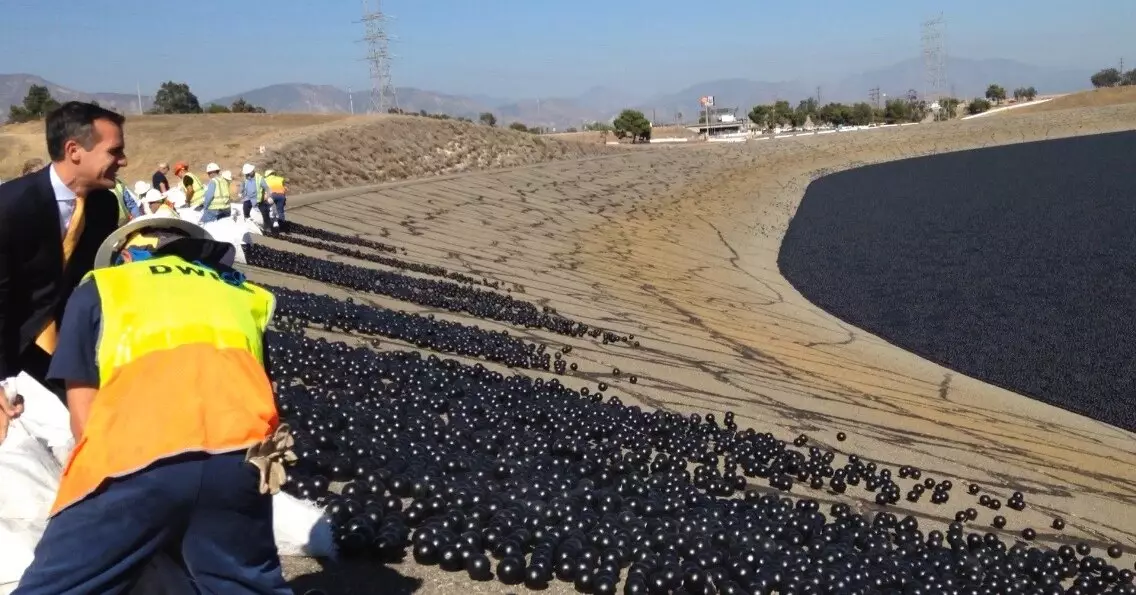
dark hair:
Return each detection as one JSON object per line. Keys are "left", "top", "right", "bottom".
{"left": 45, "top": 101, "right": 126, "bottom": 161}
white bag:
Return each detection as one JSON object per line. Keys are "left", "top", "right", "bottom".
{"left": 0, "top": 375, "right": 335, "bottom": 593}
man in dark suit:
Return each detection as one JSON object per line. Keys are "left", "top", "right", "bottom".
{"left": 0, "top": 101, "right": 127, "bottom": 444}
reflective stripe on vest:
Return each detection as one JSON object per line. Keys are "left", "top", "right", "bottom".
{"left": 265, "top": 174, "right": 286, "bottom": 195}
{"left": 207, "top": 177, "right": 232, "bottom": 210}
{"left": 186, "top": 173, "right": 206, "bottom": 207}
{"left": 50, "top": 254, "right": 278, "bottom": 517}
{"left": 254, "top": 173, "right": 267, "bottom": 203}
{"left": 111, "top": 180, "right": 130, "bottom": 226}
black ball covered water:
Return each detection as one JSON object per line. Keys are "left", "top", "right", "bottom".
{"left": 253, "top": 229, "right": 1128, "bottom": 594}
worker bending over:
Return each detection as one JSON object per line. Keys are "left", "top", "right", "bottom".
{"left": 173, "top": 161, "right": 206, "bottom": 208}
{"left": 12, "top": 215, "right": 294, "bottom": 595}
{"left": 264, "top": 169, "right": 288, "bottom": 231}
{"left": 197, "top": 162, "right": 233, "bottom": 223}
{"left": 139, "top": 188, "right": 178, "bottom": 216}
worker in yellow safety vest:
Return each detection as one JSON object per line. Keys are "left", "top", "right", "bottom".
{"left": 197, "top": 162, "right": 232, "bottom": 223}
{"left": 109, "top": 178, "right": 141, "bottom": 226}
{"left": 239, "top": 163, "right": 274, "bottom": 228}
{"left": 173, "top": 161, "right": 206, "bottom": 208}
{"left": 264, "top": 169, "right": 288, "bottom": 231}
{"left": 11, "top": 214, "right": 293, "bottom": 595}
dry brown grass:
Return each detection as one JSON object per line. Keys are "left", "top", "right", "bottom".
{"left": 1015, "top": 86, "right": 1136, "bottom": 113}
{"left": 261, "top": 114, "right": 626, "bottom": 193}
{"left": 550, "top": 125, "right": 699, "bottom": 144}
{"left": 0, "top": 113, "right": 352, "bottom": 181}
{"left": 0, "top": 112, "right": 629, "bottom": 192}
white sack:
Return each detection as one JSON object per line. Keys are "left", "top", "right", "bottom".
{"left": 0, "top": 375, "right": 335, "bottom": 593}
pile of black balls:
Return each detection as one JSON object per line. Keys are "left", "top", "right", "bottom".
{"left": 268, "top": 285, "right": 559, "bottom": 370}
{"left": 284, "top": 221, "right": 400, "bottom": 254}
{"left": 263, "top": 328, "right": 1135, "bottom": 595}
{"left": 278, "top": 227, "right": 500, "bottom": 289}
{"left": 247, "top": 244, "right": 632, "bottom": 341}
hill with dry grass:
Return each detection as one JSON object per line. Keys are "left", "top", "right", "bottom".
{"left": 259, "top": 115, "right": 625, "bottom": 193}
{"left": 1015, "top": 86, "right": 1136, "bottom": 114}
{"left": 0, "top": 113, "right": 626, "bottom": 188}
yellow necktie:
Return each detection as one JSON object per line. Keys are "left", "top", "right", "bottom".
{"left": 35, "top": 195, "right": 86, "bottom": 355}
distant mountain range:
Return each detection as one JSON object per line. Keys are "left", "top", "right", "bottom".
{"left": 1, "top": 57, "right": 1092, "bottom": 129}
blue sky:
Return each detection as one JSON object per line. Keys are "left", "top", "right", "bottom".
{"left": 2, "top": 0, "right": 1133, "bottom": 101}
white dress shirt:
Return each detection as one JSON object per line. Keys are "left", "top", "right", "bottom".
{"left": 48, "top": 164, "right": 77, "bottom": 236}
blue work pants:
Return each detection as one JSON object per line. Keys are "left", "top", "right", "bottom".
{"left": 13, "top": 452, "right": 291, "bottom": 595}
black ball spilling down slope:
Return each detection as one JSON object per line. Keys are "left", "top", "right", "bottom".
{"left": 269, "top": 285, "right": 558, "bottom": 371}
{"left": 247, "top": 243, "right": 632, "bottom": 345}
{"left": 279, "top": 226, "right": 500, "bottom": 289}
{"left": 252, "top": 232, "right": 1133, "bottom": 593}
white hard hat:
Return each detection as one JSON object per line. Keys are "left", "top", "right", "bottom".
{"left": 205, "top": 162, "right": 221, "bottom": 173}
{"left": 141, "top": 188, "right": 165, "bottom": 203}
{"left": 221, "top": 170, "right": 233, "bottom": 181}
{"left": 133, "top": 181, "right": 152, "bottom": 196}
{"left": 264, "top": 169, "right": 276, "bottom": 177}
{"left": 94, "top": 213, "right": 212, "bottom": 269}
{"left": 241, "top": 163, "right": 256, "bottom": 175}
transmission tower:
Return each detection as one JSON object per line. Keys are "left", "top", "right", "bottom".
{"left": 360, "top": 0, "right": 398, "bottom": 114}
{"left": 922, "top": 13, "right": 947, "bottom": 106}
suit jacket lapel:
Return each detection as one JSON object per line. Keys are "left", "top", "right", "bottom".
{"left": 35, "top": 167, "right": 65, "bottom": 267}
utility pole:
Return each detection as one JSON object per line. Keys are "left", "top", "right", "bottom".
{"left": 816, "top": 86, "right": 821, "bottom": 105}
{"left": 359, "top": 0, "right": 398, "bottom": 114}
{"left": 136, "top": 82, "right": 143, "bottom": 115}
{"left": 348, "top": 86, "right": 354, "bottom": 114}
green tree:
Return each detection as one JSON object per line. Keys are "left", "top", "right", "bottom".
{"left": 150, "top": 81, "right": 202, "bottom": 114}
{"left": 478, "top": 112, "right": 497, "bottom": 127}
{"left": 1091, "top": 68, "right": 1122, "bottom": 88}
{"left": 230, "top": 97, "right": 266, "bottom": 113}
{"left": 748, "top": 104, "right": 772, "bottom": 129}
{"left": 508, "top": 122, "right": 528, "bottom": 132}
{"left": 612, "top": 109, "right": 651, "bottom": 143}
{"left": 583, "top": 121, "right": 612, "bottom": 132}
{"left": 1122, "top": 71, "right": 1136, "bottom": 86}
{"left": 985, "top": 84, "right": 1007, "bottom": 104}
{"left": 7, "top": 84, "right": 61, "bottom": 124}
{"left": 565, "top": 126, "right": 578, "bottom": 133}
{"left": 771, "top": 100, "right": 794, "bottom": 127}
{"left": 967, "top": 98, "right": 992, "bottom": 115}
{"left": 937, "top": 97, "right": 961, "bottom": 120}
{"left": 850, "top": 102, "right": 875, "bottom": 126}
{"left": 206, "top": 103, "right": 231, "bottom": 113}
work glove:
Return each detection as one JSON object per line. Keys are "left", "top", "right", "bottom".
{"left": 0, "top": 376, "right": 25, "bottom": 446}
{"left": 244, "top": 423, "right": 297, "bottom": 495}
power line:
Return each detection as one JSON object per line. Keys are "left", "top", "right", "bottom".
{"left": 359, "top": 0, "right": 398, "bottom": 114}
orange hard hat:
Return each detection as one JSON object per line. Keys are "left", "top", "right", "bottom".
{"left": 173, "top": 161, "right": 188, "bottom": 173}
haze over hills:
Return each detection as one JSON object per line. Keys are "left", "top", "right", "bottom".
{"left": 0, "top": 74, "right": 152, "bottom": 115}
{"left": 1, "top": 57, "right": 1093, "bottom": 129}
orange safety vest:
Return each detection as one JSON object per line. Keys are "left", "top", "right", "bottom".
{"left": 51, "top": 254, "right": 278, "bottom": 517}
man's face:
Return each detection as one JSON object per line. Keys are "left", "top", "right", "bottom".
{"left": 160, "top": 165, "right": 169, "bottom": 174}
{"left": 68, "top": 118, "right": 127, "bottom": 191}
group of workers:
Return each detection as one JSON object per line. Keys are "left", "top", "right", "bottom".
{"left": 171, "top": 161, "right": 289, "bottom": 229}
{"left": 91, "top": 160, "right": 290, "bottom": 230}
{"left": 0, "top": 101, "right": 296, "bottom": 593}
